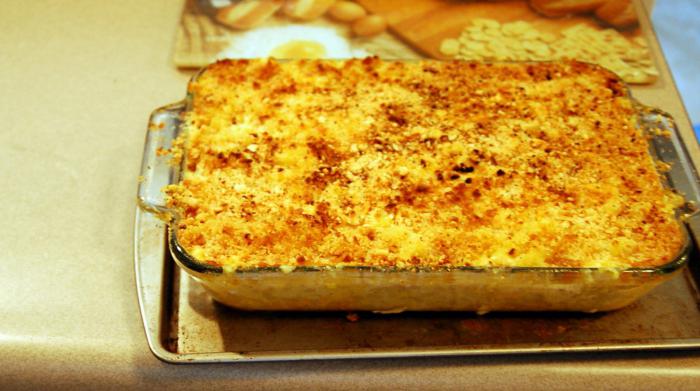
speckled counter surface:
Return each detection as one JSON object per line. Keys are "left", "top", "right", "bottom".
{"left": 1, "top": 0, "right": 699, "bottom": 389}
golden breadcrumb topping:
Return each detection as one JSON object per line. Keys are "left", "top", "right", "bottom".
{"left": 164, "top": 58, "right": 684, "bottom": 271}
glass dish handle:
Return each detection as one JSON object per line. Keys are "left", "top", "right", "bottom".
{"left": 137, "top": 101, "right": 186, "bottom": 217}
{"left": 641, "top": 106, "right": 700, "bottom": 248}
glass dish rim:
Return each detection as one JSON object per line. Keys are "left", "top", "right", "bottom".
{"left": 163, "top": 59, "right": 693, "bottom": 276}
{"left": 169, "top": 227, "right": 691, "bottom": 275}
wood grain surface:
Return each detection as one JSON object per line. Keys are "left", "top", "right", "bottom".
{"left": 355, "top": 0, "right": 640, "bottom": 59}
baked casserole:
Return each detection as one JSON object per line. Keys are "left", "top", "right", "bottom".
{"left": 161, "top": 58, "right": 687, "bottom": 312}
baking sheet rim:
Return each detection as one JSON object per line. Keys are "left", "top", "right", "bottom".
{"left": 134, "top": 207, "right": 700, "bottom": 364}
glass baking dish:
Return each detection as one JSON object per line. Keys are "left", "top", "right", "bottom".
{"left": 137, "top": 62, "right": 696, "bottom": 313}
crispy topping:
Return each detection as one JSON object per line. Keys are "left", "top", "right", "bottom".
{"left": 165, "top": 58, "right": 683, "bottom": 271}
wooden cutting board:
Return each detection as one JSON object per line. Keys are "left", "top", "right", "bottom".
{"left": 355, "top": 0, "right": 637, "bottom": 59}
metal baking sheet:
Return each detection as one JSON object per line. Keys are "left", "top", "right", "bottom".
{"left": 136, "top": 205, "right": 700, "bottom": 363}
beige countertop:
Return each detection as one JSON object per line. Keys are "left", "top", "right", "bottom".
{"left": 1, "top": 0, "right": 699, "bottom": 389}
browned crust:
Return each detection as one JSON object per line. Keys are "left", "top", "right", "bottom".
{"left": 165, "top": 58, "right": 683, "bottom": 271}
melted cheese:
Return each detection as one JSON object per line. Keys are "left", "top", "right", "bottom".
{"left": 165, "top": 58, "right": 684, "bottom": 271}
